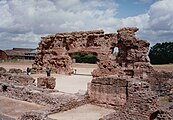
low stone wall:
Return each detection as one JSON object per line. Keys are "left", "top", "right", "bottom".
{"left": 18, "top": 112, "right": 54, "bottom": 120}
{"left": 37, "top": 77, "right": 56, "bottom": 89}
{"left": 99, "top": 80, "right": 158, "bottom": 120}
{"left": 0, "top": 73, "right": 35, "bottom": 86}
{"left": 0, "top": 80, "right": 88, "bottom": 119}
{"left": 87, "top": 76, "right": 127, "bottom": 107}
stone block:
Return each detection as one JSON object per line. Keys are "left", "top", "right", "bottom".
{"left": 37, "top": 77, "right": 56, "bottom": 89}
{"left": 87, "top": 77, "right": 127, "bottom": 106}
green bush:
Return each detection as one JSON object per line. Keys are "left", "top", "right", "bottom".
{"left": 71, "top": 52, "right": 97, "bottom": 64}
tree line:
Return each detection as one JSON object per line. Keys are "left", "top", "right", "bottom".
{"left": 149, "top": 42, "right": 173, "bottom": 64}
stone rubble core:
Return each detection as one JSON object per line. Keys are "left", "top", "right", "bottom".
{"left": 87, "top": 76, "right": 127, "bottom": 107}
{"left": 32, "top": 29, "right": 116, "bottom": 75}
{"left": 98, "top": 80, "right": 156, "bottom": 120}
{"left": 98, "top": 80, "right": 172, "bottom": 120}
{"left": 32, "top": 27, "right": 153, "bottom": 79}
{"left": 37, "top": 77, "right": 56, "bottom": 89}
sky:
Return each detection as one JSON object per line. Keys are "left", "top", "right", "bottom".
{"left": 0, "top": 0, "right": 173, "bottom": 50}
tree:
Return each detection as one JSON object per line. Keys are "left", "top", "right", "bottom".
{"left": 71, "top": 52, "right": 97, "bottom": 64}
{"left": 149, "top": 42, "right": 173, "bottom": 64}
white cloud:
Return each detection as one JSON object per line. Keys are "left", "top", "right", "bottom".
{"left": 117, "top": 14, "right": 149, "bottom": 29}
{"left": 0, "top": 0, "right": 173, "bottom": 49}
{"left": 115, "top": 0, "right": 173, "bottom": 46}
{"left": 0, "top": 0, "right": 118, "bottom": 49}
{"left": 138, "top": 0, "right": 173, "bottom": 46}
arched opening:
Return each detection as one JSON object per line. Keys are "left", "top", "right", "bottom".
{"left": 69, "top": 52, "right": 98, "bottom": 64}
{"left": 68, "top": 51, "right": 99, "bottom": 75}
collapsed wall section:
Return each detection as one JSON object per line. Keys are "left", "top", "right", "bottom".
{"left": 116, "top": 28, "right": 154, "bottom": 78}
{"left": 92, "top": 27, "right": 154, "bottom": 78}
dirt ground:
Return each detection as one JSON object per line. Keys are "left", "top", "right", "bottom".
{"left": 0, "top": 61, "right": 33, "bottom": 71}
{"left": 0, "top": 96, "right": 45, "bottom": 119}
{"left": 48, "top": 104, "right": 115, "bottom": 120}
{"left": 0, "top": 62, "right": 97, "bottom": 71}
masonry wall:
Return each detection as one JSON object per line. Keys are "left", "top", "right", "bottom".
{"left": 88, "top": 76, "right": 127, "bottom": 107}
{"left": 33, "top": 27, "right": 153, "bottom": 79}
{"left": 32, "top": 30, "right": 117, "bottom": 74}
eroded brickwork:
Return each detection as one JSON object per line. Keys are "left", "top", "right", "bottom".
{"left": 32, "top": 30, "right": 117, "bottom": 75}
{"left": 37, "top": 77, "right": 56, "bottom": 89}
{"left": 33, "top": 27, "right": 153, "bottom": 80}
{"left": 88, "top": 76, "right": 127, "bottom": 107}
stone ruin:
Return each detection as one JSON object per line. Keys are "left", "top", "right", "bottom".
{"left": 0, "top": 27, "right": 173, "bottom": 119}
{"left": 32, "top": 29, "right": 116, "bottom": 75}
{"left": 30, "top": 28, "right": 173, "bottom": 120}
{"left": 0, "top": 67, "right": 87, "bottom": 120}
{"left": 32, "top": 27, "right": 152, "bottom": 79}
{"left": 31, "top": 27, "right": 173, "bottom": 119}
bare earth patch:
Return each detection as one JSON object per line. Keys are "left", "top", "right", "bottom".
{"left": 0, "top": 96, "right": 46, "bottom": 119}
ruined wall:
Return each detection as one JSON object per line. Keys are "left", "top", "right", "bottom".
{"left": 88, "top": 76, "right": 127, "bottom": 107}
{"left": 117, "top": 28, "right": 154, "bottom": 78}
{"left": 0, "top": 73, "right": 35, "bottom": 86}
{"left": 32, "top": 30, "right": 117, "bottom": 74}
{"left": 92, "top": 27, "right": 153, "bottom": 78}
{"left": 33, "top": 27, "right": 153, "bottom": 79}
{"left": 99, "top": 80, "right": 158, "bottom": 120}
{"left": 144, "top": 71, "right": 173, "bottom": 95}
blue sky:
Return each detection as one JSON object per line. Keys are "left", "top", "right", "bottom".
{"left": 0, "top": 0, "right": 173, "bottom": 50}
{"left": 116, "top": 0, "right": 157, "bottom": 18}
